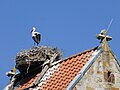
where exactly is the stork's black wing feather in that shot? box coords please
[32,32,41,45]
[37,33,41,43]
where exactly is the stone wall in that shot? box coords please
[73,52,120,90]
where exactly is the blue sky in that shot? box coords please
[1,0,120,89]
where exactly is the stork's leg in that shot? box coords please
[34,42,35,46]
[37,43,39,46]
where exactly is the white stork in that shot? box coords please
[31,27,41,46]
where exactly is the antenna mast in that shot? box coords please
[106,19,114,33]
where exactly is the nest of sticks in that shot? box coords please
[15,46,62,73]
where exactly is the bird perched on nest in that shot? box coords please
[31,27,41,46]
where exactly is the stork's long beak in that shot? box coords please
[31,30,33,33]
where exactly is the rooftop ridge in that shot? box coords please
[51,46,98,67]
[64,47,98,60]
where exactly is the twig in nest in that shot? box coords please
[26,61,31,74]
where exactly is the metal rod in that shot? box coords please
[106,19,114,33]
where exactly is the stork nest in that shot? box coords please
[15,46,62,73]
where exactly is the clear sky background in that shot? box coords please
[1,0,120,89]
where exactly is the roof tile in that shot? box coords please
[38,48,96,89]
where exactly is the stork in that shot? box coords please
[31,27,41,46]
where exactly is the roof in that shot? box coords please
[16,47,98,90]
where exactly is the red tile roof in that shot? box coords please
[16,47,97,90]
